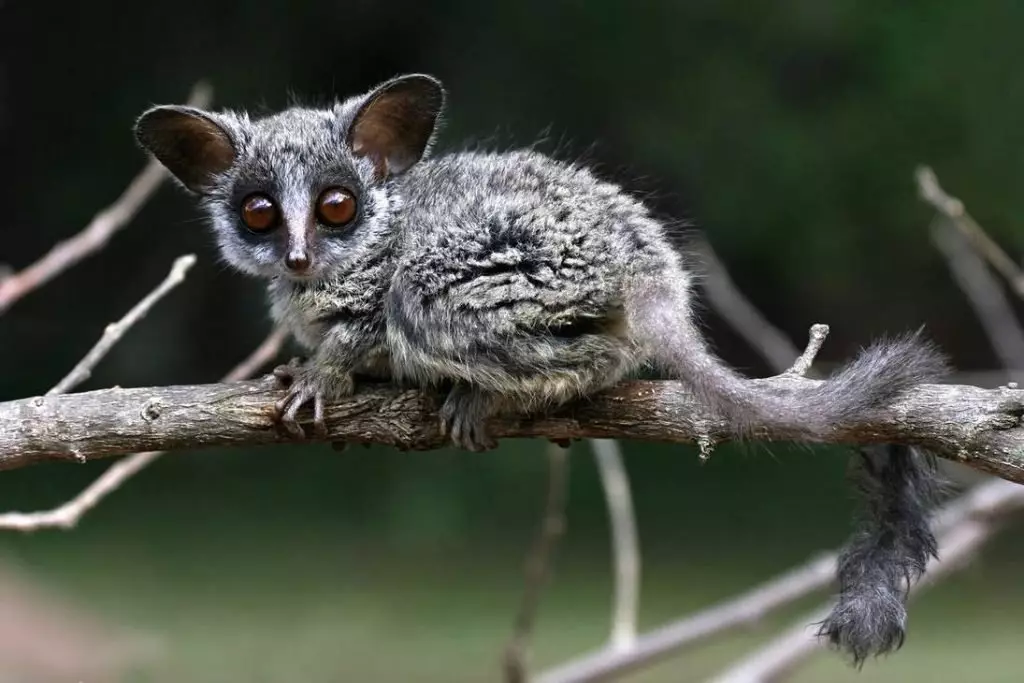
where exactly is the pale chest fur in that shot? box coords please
[267,257,393,351]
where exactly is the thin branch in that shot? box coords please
[705,490,1017,683]
[539,475,1024,683]
[916,165,1024,298]
[930,218,1024,370]
[589,439,641,649]
[0,81,212,314]
[220,328,290,383]
[49,254,196,395]
[0,327,287,532]
[783,325,829,377]
[695,239,804,373]
[535,554,836,683]
[503,442,571,683]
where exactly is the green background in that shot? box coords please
[1,2,1023,681]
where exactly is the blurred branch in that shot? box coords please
[539,462,1024,683]
[695,239,803,372]
[504,442,570,683]
[705,477,1024,683]
[3,369,1024,479]
[590,438,641,649]
[916,165,1024,297]
[931,218,1024,370]
[49,254,196,395]
[536,554,836,683]
[0,80,212,315]
[0,327,286,532]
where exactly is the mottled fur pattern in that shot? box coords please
[133,73,947,663]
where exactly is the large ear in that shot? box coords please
[134,106,236,193]
[348,74,445,178]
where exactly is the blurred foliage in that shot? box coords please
[2,2,1024,681]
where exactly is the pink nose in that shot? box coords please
[285,250,311,273]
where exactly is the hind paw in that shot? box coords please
[439,386,498,452]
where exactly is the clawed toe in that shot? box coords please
[440,387,498,452]
[274,394,307,440]
[452,418,496,452]
[312,393,328,440]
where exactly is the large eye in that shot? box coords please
[240,193,278,232]
[316,187,357,227]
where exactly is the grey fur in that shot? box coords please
[819,446,942,666]
[133,73,948,662]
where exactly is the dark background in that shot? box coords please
[1,2,1023,681]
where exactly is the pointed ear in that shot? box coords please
[134,106,236,193]
[348,74,445,178]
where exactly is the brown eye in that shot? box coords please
[241,194,278,232]
[316,187,357,227]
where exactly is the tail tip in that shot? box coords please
[817,595,908,667]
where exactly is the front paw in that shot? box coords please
[272,361,354,440]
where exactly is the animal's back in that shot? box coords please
[385,150,676,398]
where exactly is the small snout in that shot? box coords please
[285,248,312,274]
[283,220,314,276]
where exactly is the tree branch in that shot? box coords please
[2,372,1023,481]
[539,473,1024,683]
[0,328,287,531]
[590,438,641,649]
[930,218,1024,371]
[535,554,836,683]
[49,254,196,395]
[503,442,570,683]
[0,81,212,314]
[705,478,1024,683]
[695,239,804,373]
[916,165,1024,298]
[704,167,1024,683]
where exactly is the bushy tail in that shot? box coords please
[818,446,943,665]
[629,282,948,438]
[627,280,949,664]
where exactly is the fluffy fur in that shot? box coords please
[133,73,947,662]
[819,446,942,666]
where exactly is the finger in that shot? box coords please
[313,393,328,439]
[283,395,308,440]
[273,394,292,419]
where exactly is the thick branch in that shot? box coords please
[2,377,1024,482]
